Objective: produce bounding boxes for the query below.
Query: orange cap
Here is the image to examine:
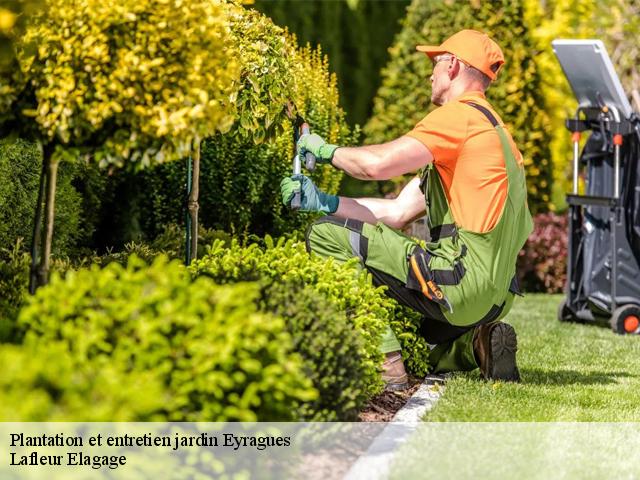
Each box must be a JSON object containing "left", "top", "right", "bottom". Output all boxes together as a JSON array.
[{"left": 416, "top": 29, "right": 505, "bottom": 81}]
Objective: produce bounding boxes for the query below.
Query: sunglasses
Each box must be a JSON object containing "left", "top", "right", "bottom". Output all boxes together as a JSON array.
[{"left": 431, "top": 54, "right": 468, "bottom": 69}]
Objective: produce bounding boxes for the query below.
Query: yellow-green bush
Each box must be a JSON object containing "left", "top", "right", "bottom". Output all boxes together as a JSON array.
[
  {"left": 198, "top": 4, "right": 358, "bottom": 236},
  {"left": 0, "top": 342, "right": 167, "bottom": 421},
  {"left": 105, "top": 6, "right": 358, "bottom": 239},
  {"left": 6, "top": 0, "right": 239, "bottom": 167},
  {"left": 11, "top": 256, "right": 316, "bottom": 421},
  {"left": 365, "top": 0, "right": 553, "bottom": 213}
]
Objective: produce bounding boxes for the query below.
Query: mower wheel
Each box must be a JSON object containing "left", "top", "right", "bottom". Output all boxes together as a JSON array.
[
  {"left": 610, "top": 305, "right": 640, "bottom": 335},
  {"left": 557, "top": 298, "right": 575, "bottom": 323}
]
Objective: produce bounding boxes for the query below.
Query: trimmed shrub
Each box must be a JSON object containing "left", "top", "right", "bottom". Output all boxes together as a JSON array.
[
  {"left": 364, "top": 0, "right": 553, "bottom": 213},
  {"left": 15, "top": 256, "right": 316, "bottom": 421},
  {"left": 191, "top": 237, "right": 437, "bottom": 391},
  {"left": 517, "top": 212, "right": 568, "bottom": 293},
  {"left": 191, "top": 238, "right": 390, "bottom": 395},
  {"left": 259, "top": 280, "right": 368, "bottom": 420},
  {"left": 0, "top": 342, "right": 167, "bottom": 421},
  {"left": 0, "top": 136, "right": 93, "bottom": 255}
]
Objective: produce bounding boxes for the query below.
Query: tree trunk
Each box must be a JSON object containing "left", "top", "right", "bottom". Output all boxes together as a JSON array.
[
  {"left": 29, "top": 144, "right": 51, "bottom": 294},
  {"left": 188, "top": 138, "right": 201, "bottom": 263},
  {"left": 36, "top": 151, "right": 59, "bottom": 289}
]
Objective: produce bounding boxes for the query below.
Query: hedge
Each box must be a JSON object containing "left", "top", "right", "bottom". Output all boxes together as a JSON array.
[
  {"left": 11, "top": 256, "right": 316, "bottom": 421},
  {"left": 259, "top": 280, "right": 368, "bottom": 420},
  {"left": 254, "top": 0, "right": 411, "bottom": 126},
  {"left": 191, "top": 238, "right": 436, "bottom": 387},
  {"left": 93, "top": 6, "right": 357, "bottom": 244},
  {"left": 0, "top": 136, "right": 98, "bottom": 256},
  {"left": 364, "top": 0, "right": 553, "bottom": 214}
]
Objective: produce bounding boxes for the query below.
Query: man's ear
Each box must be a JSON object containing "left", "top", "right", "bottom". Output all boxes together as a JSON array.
[{"left": 447, "top": 57, "right": 461, "bottom": 80}]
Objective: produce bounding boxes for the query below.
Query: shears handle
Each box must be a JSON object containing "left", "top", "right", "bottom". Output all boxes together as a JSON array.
[
  {"left": 300, "top": 123, "right": 316, "bottom": 171},
  {"left": 291, "top": 154, "right": 302, "bottom": 210}
]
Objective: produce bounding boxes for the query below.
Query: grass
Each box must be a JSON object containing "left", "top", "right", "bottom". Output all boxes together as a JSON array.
[{"left": 424, "top": 294, "right": 640, "bottom": 421}]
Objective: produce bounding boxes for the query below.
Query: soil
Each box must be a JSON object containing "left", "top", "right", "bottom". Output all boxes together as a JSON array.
[{"left": 358, "top": 375, "right": 423, "bottom": 422}]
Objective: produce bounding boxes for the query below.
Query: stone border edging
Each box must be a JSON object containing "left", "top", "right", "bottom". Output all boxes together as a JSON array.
[{"left": 344, "top": 375, "right": 447, "bottom": 480}]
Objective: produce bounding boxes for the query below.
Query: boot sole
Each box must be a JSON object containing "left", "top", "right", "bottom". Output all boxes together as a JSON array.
[{"left": 489, "top": 323, "right": 520, "bottom": 382}]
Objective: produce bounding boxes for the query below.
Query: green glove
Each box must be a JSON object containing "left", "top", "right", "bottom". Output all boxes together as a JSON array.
[
  {"left": 280, "top": 174, "right": 339, "bottom": 213},
  {"left": 297, "top": 133, "right": 339, "bottom": 165}
]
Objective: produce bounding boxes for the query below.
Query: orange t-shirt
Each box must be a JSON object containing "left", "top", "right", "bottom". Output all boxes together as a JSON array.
[{"left": 405, "top": 91, "right": 524, "bottom": 233}]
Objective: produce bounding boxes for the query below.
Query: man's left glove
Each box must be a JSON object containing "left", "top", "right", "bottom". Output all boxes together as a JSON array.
[
  {"left": 297, "top": 133, "right": 339, "bottom": 165},
  {"left": 280, "top": 174, "right": 339, "bottom": 213}
]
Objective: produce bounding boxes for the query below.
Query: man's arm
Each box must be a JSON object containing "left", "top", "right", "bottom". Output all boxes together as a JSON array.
[
  {"left": 333, "top": 177, "right": 426, "bottom": 229},
  {"left": 331, "top": 136, "right": 434, "bottom": 181}
]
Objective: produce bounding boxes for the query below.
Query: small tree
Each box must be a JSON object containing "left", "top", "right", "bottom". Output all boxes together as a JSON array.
[{"left": 1, "top": 0, "right": 239, "bottom": 291}]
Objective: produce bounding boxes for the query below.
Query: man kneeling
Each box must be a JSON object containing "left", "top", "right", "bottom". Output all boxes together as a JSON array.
[{"left": 281, "top": 30, "right": 532, "bottom": 389}]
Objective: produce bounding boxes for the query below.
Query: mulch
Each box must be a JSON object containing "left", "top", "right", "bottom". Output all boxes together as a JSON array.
[{"left": 358, "top": 375, "right": 423, "bottom": 422}]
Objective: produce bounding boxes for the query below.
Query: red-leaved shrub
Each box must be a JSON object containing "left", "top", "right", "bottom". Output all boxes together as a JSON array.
[{"left": 517, "top": 212, "right": 568, "bottom": 293}]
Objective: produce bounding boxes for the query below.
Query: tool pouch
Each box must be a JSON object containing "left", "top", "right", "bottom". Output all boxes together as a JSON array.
[{"left": 406, "top": 246, "right": 453, "bottom": 313}]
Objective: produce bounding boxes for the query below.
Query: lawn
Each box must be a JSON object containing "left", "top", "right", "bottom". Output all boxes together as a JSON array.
[{"left": 425, "top": 294, "right": 640, "bottom": 421}]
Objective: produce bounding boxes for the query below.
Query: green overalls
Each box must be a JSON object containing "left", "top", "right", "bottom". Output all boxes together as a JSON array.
[{"left": 306, "top": 102, "right": 533, "bottom": 373}]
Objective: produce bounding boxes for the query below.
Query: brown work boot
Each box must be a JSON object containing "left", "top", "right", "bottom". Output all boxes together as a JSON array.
[
  {"left": 382, "top": 351, "right": 409, "bottom": 391},
  {"left": 473, "top": 322, "right": 520, "bottom": 382}
]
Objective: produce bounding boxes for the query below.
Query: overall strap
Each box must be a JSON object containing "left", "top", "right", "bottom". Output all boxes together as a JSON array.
[
  {"left": 464, "top": 101, "right": 525, "bottom": 204},
  {"left": 465, "top": 101, "right": 499, "bottom": 127}
]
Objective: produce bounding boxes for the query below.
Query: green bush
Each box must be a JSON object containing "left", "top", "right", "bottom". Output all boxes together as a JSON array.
[
  {"left": 0, "top": 136, "right": 95, "bottom": 255},
  {"left": 193, "top": 237, "right": 439, "bottom": 381},
  {"left": 0, "top": 342, "right": 167, "bottom": 421},
  {"left": 259, "top": 280, "right": 368, "bottom": 420},
  {"left": 14, "top": 256, "right": 316, "bottom": 421},
  {"left": 364, "top": 0, "right": 553, "bottom": 214},
  {"left": 191, "top": 238, "right": 424, "bottom": 395},
  {"left": 0, "top": 240, "right": 30, "bottom": 341}
]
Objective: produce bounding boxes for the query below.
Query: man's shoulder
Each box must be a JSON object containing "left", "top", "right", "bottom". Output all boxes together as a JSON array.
[{"left": 418, "top": 100, "right": 471, "bottom": 126}]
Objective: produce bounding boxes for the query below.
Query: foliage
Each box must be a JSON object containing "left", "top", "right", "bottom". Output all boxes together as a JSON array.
[
  {"left": 191, "top": 238, "right": 391, "bottom": 395},
  {"left": 199, "top": 33, "right": 357, "bottom": 237},
  {"left": 0, "top": 341, "right": 168, "bottom": 421},
  {"left": 253, "top": 0, "right": 410, "bottom": 126},
  {"left": 0, "top": 239, "right": 29, "bottom": 341},
  {"left": 0, "top": 0, "right": 40, "bottom": 121},
  {"left": 365, "top": 0, "right": 553, "bottom": 213},
  {"left": 259, "top": 280, "right": 368, "bottom": 420},
  {"left": 0, "top": 135, "right": 96, "bottom": 255},
  {"left": 5, "top": 0, "right": 239, "bottom": 168},
  {"left": 517, "top": 212, "right": 568, "bottom": 293},
  {"left": 226, "top": 1, "right": 293, "bottom": 145},
  {"left": 101, "top": 20, "right": 356, "bottom": 239},
  {"left": 13, "top": 256, "right": 315, "bottom": 421}
]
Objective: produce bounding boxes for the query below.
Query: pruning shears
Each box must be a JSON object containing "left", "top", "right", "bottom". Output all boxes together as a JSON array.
[{"left": 285, "top": 102, "right": 317, "bottom": 210}]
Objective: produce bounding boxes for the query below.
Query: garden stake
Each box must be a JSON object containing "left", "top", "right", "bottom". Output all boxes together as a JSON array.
[{"left": 185, "top": 155, "right": 192, "bottom": 265}]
